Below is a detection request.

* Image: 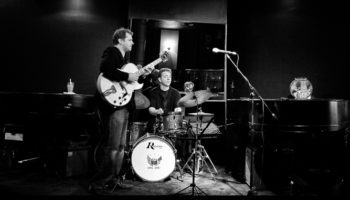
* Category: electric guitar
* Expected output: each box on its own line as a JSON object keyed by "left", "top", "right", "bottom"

{"left": 97, "top": 50, "right": 169, "bottom": 107}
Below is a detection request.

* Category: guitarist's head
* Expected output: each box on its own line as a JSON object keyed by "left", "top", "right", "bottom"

{"left": 112, "top": 27, "right": 134, "bottom": 56}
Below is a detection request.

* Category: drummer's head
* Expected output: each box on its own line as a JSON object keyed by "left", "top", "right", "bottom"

{"left": 158, "top": 68, "right": 172, "bottom": 87}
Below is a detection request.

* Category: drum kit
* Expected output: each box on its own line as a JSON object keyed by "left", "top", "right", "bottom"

{"left": 125, "top": 89, "right": 218, "bottom": 190}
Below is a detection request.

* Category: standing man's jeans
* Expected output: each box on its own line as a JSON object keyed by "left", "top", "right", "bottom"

{"left": 90, "top": 107, "right": 129, "bottom": 188}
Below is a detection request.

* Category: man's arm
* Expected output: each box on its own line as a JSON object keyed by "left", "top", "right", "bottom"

{"left": 149, "top": 107, "right": 164, "bottom": 116}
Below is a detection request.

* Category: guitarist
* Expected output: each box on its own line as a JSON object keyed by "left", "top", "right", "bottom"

{"left": 89, "top": 27, "right": 152, "bottom": 194}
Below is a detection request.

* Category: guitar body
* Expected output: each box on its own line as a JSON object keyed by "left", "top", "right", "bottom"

{"left": 97, "top": 63, "right": 145, "bottom": 107}
{"left": 96, "top": 49, "right": 169, "bottom": 107}
{"left": 121, "top": 63, "right": 144, "bottom": 90}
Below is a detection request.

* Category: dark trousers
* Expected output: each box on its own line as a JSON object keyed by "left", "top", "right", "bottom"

{"left": 90, "top": 107, "right": 129, "bottom": 187}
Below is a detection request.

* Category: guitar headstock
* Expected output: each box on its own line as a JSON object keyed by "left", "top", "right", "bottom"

{"left": 159, "top": 48, "right": 170, "bottom": 63}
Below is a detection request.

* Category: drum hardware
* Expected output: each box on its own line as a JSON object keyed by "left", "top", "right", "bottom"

{"left": 175, "top": 100, "right": 215, "bottom": 196}
{"left": 181, "top": 116, "right": 218, "bottom": 178}
{"left": 152, "top": 114, "right": 167, "bottom": 135}
{"left": 169, "top": 156, "right": 185, "bottom": 182}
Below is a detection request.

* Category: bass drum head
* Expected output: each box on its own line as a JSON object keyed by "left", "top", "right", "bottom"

{"left": 131, "top": 135, "right": 176, "bottom": 182}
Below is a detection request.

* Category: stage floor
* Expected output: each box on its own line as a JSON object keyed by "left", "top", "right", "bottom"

{"left": 0, "top": 163, "right": 252, "bottom": 196}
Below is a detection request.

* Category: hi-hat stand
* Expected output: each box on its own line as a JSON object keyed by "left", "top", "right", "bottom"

{"left": 175, "top": 124, "right": 206, "bottom": 195}
{"left": 181, "top": 116, "right": 218, "bottom": 179}
{"left": 175, "top": 98, "right": 205, "bottom": 195}
{"left": 175, "top": 99, "right": 218, "bottom": 195}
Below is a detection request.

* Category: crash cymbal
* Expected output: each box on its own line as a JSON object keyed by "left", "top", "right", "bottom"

{"left": 188, "top": 111, "right": 214, "bottom": 116}
{"left": 134, "top": 91, "right": 150, "bottom": 109}
{"left": 178, "top": 89, "right": 213, "bottom": 108}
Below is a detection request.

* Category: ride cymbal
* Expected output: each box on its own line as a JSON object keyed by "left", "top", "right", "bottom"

{"left": 178, "top": 89, "right": 213, "bottom": 108}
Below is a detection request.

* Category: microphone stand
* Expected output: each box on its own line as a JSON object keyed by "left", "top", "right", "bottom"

{"left": 226, "top": 54, "right": 277, "bottom": 195}
{"left": 226, "top": 54, "right": 277, "bottom": 121}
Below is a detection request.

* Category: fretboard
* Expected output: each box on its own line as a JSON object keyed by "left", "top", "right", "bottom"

{"left": 137, "top": 58, "right": 162, "bottom": 76}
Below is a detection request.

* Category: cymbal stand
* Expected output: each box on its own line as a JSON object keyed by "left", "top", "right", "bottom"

{"left": 175, "top": 97, "right": 206, "bottom": 196}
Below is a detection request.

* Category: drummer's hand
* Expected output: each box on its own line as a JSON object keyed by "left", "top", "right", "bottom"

{"left": 174, "top": 107, "right": 182, "bottom": 113}
{"left": 157, "top": 108, "right": 164, "bottom": 115}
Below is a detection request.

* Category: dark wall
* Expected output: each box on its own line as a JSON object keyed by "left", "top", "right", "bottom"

{"left": 0, "top": 0, "right": 128, "bottom": 94}
{"left": 0, "top": 0, "right": 349, "bottom": 100}
{"left": 129, "top": 0, "right": 227, "bottom": 24}
{"left": 227, "top": 0, "right": 350, "bottom": 100}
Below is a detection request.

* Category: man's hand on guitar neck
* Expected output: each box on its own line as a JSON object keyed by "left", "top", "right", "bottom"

{"left": 136, "top": 64, "right": 153, "bottom": 77}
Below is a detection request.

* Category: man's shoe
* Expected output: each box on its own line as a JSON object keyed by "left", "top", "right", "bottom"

{"left": 88, "top": 183, "right": 113, "bottom": 195}
{"left": 109, "top": 180, "right": 133, "bottom": 192}
{"left": 115, "top": 182, "right": 133, "bottom": 190}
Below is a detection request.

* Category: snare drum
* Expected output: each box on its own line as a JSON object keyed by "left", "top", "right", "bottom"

{"left": 162, "top": 112, "right": 183, "bottom": 131}
{"left": 131, "top": 135, "right": 176, "bottom": 182}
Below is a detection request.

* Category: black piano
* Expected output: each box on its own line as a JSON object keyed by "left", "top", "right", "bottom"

{"left": 249, "top": 98, "right": 350, "bottom": 132}
{"left": 235, "top": 98, "right": 350, "bottom": 194}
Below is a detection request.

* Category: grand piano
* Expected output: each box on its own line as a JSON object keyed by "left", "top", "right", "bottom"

{"left": 233, "top": 97, "right": 350, "bottom": 193}
{"left": 248, "top": 98, "right": 350, "bottom": 133}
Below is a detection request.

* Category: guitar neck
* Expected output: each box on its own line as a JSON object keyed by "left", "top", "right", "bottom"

{"left": 137, "top": 58, "right": 162, "bottom": 76}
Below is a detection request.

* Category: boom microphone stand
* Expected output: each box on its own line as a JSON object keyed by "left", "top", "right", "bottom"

{"left": 226, "top": 54, "right": 277, "bottom": 121}
{"left": 226, "top": 53, "right": 277, "bottom": 195}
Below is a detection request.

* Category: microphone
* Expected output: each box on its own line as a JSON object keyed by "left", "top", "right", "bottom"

{"left": 212, "top": 47, "right": 237, "bottom": 55}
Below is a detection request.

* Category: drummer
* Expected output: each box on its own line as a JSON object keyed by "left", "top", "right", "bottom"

{"left": 146, "top": 67, "right": 183, "bottom": 133}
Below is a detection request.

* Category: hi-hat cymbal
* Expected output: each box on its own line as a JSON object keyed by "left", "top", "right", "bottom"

{"left": 178, "top": 89, "right": 213, "bottom": 108}
{"left": 188, "top": 111, "right": 214, "bottom": 116}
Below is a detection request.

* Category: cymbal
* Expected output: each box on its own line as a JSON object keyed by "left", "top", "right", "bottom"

{"left": 178, "top": 89, "right": 213, "bottom": 108}
{"left": 134, "top": 91, "right": 150, "bottom": 109}
{"left": 188, "top": 111, "right": 214, "bottom": 117}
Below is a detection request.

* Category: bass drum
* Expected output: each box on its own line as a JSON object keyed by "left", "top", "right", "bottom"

{"left": 131, "top": 134, "right": 176, "bottom": 182}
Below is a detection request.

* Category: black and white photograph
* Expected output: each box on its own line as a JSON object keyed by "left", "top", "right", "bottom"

{"left": 0, "top": 0, "right": 349, "bottom": 197}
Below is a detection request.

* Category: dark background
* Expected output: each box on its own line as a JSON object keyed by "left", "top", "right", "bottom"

{"left": 1, "top": 0, "right": 349, "bottom": 194}
{"left": 0, "top": 0, "right": 348, "bottom": 99}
